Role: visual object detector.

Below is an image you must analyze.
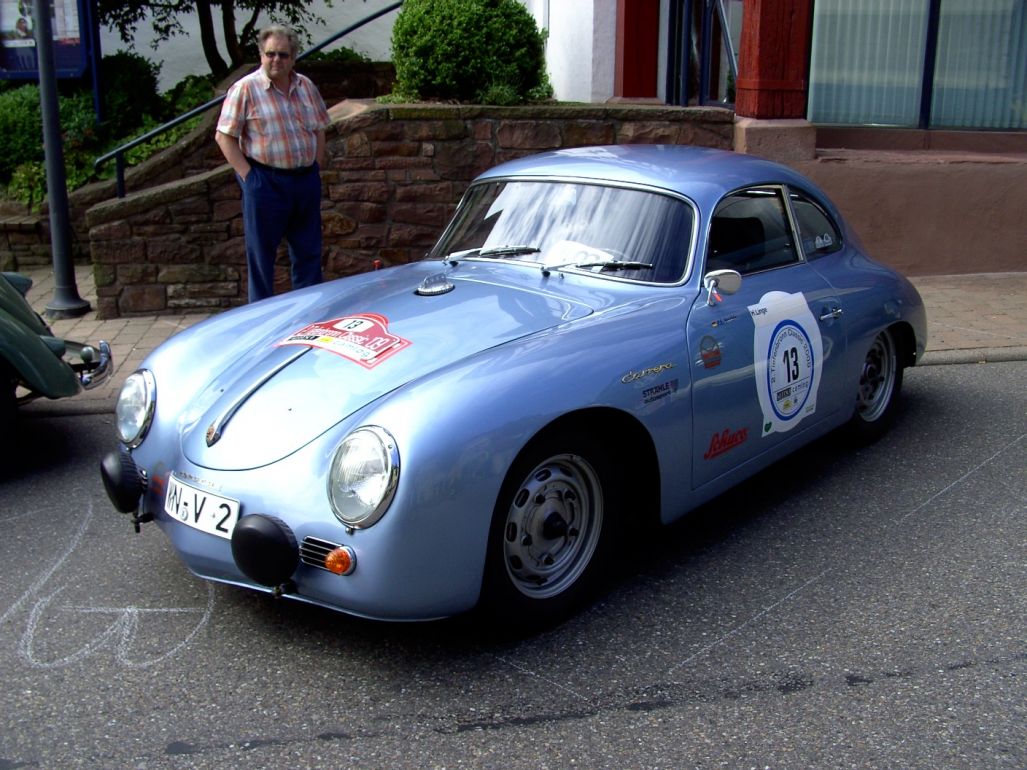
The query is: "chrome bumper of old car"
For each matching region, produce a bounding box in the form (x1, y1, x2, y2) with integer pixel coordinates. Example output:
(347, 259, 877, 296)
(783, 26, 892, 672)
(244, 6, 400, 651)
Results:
(69, 340, 113, 390)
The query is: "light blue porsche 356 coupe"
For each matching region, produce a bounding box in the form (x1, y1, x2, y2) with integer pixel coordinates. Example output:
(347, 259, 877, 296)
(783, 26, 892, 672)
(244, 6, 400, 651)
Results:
(101, 145, 927, 626)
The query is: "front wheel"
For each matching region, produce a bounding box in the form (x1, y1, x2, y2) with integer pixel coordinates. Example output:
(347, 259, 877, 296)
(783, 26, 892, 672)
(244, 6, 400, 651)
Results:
(481, 429, 621, 628)
(846, 327, 903, 443)
(0, 363, 17, 460)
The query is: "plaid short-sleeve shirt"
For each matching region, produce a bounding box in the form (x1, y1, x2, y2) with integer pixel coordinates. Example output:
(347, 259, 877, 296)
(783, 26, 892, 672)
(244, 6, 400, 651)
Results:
(216, 68, 330, 169)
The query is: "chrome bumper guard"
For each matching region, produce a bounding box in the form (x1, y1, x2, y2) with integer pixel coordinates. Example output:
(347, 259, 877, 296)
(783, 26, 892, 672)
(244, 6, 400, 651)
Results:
(75, 340, 113, 390)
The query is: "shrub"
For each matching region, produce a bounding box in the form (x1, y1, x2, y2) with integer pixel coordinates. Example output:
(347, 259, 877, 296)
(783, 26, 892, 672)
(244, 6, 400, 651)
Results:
(163, 73, 216, 115)
(0, 51, 188, 208)
(304, 46, 371, 64)
(390, 0, 551, 104)
(99, 50, 164, 136)
(0, 85, 44, 179)
(7, 162, 45, 212)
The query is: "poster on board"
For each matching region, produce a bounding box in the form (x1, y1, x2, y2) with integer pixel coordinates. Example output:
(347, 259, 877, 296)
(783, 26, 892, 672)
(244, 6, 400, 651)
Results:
(0, 0, 87, 78)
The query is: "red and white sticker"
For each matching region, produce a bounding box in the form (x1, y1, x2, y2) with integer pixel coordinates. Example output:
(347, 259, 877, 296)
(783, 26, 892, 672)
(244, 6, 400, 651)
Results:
(278, 314, 411, 369)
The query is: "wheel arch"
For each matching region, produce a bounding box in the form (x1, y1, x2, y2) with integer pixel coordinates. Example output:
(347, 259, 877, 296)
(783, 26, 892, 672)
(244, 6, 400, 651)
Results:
(511, 406, 662, 531)
(888, 320, 919, 369)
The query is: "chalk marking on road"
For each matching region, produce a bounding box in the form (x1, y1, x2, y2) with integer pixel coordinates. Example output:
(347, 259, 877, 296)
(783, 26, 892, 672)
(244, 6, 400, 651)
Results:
(665, 435, 1025, 676)
(490, 654, 591, 703)
(1, 498, 215, 669)
(0, 508, 42, 524)
(667, 569, 832, 675)
(19, 582, 215, 669)
(0, 500, 94, 628)
(896, 433, 1025, 524)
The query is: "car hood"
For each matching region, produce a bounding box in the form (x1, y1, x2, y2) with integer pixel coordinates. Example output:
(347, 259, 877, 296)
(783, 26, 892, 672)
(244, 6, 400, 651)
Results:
(181, 266, 593, 470)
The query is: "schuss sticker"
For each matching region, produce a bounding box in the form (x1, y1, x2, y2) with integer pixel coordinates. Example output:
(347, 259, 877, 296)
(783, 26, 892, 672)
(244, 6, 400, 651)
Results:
(703, 426, 748, 460)
(748, 291, 823, 436)
(278, 313, 411, 369)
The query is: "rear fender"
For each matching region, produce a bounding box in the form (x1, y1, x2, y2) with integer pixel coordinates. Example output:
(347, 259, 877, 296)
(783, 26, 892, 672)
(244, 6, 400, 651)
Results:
(0, 308, 79, 398)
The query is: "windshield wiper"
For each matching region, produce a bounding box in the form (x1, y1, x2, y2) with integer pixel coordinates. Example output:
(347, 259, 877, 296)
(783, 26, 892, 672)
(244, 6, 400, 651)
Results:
(541, 260, 654, 276)
(477, 245, 541, 258)
(445, 245, 541, 264)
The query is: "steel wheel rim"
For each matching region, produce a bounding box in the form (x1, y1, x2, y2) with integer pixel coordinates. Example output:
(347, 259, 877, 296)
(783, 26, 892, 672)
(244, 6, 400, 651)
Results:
(856, 331, 896, 423)
(502, 453, 603, 600)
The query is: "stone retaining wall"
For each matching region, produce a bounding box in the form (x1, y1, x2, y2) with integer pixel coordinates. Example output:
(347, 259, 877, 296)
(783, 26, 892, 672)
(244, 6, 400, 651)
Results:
(86, 102, 734, 318)
(0, 60, 395, 274)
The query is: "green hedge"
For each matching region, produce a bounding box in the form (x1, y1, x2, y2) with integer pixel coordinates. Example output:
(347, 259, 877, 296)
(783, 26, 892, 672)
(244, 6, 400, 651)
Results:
(390, 0, 551, 105)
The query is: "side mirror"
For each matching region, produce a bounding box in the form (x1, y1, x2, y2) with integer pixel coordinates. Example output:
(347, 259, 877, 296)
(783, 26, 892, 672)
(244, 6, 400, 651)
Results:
(702, 269, 742, 306)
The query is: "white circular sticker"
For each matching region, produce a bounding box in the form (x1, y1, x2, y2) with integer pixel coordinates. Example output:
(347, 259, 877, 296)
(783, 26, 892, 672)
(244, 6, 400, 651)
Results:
(766, 321, 815, 421)
(749, 291, 823, 436)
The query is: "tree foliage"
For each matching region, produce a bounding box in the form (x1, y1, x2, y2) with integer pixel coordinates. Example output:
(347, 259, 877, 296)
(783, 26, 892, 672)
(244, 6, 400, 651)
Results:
(96, 0, 340, 82)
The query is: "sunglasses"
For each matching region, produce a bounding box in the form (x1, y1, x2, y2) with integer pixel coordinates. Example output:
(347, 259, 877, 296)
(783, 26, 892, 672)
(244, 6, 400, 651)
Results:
(262, 50, 291, 60)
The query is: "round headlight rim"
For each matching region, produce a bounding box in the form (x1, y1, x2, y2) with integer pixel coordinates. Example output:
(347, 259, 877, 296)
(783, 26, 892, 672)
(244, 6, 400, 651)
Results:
(117, 369, 156, 448)
(328, 425, 400, 530)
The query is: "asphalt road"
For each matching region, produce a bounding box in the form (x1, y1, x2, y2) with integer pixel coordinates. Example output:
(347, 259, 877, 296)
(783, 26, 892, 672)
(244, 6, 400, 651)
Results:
(1, 361, 1024, 770)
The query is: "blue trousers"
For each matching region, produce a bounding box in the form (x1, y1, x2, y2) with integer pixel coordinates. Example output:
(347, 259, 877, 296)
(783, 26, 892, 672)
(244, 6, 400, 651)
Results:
(239, 162, 323, 302)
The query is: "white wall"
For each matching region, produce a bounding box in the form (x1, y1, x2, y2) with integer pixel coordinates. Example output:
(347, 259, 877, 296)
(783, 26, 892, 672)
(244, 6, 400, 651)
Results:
(520, 0, 618, 103)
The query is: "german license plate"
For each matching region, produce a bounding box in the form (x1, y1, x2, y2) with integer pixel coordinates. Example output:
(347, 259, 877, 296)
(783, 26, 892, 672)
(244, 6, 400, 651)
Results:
(164, 474, 240, 539)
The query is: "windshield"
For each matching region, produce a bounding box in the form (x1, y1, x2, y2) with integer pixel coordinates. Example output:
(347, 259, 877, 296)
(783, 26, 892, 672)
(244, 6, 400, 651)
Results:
(429, 180, 695, 284)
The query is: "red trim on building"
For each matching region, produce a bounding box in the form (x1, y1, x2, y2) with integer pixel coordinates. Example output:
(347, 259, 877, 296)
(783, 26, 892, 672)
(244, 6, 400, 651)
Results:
(616, 0, 659, 98)
(736, 0, 813, 119)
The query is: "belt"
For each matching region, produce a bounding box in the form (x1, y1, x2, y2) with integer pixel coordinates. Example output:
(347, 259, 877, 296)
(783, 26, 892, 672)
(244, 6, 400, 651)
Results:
(246, 157, 315, 176)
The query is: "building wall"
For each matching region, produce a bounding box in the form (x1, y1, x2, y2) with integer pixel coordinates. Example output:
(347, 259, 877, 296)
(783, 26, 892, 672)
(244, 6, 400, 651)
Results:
(520, 0, 618, 103)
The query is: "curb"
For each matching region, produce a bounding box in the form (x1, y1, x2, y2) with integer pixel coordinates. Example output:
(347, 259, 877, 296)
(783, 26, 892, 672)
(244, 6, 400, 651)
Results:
(918, 347, 1027, 366)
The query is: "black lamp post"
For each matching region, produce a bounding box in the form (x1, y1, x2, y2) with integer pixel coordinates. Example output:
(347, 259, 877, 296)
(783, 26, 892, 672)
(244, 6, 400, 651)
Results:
(33, 0, 90, 319)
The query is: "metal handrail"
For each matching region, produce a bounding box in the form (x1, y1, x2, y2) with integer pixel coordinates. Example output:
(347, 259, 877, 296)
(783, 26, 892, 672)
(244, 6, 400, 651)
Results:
(94, 1, 403, 198)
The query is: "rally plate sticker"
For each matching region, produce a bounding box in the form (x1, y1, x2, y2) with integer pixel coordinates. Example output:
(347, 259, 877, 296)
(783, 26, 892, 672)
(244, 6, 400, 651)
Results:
(278, 314, 411, 369)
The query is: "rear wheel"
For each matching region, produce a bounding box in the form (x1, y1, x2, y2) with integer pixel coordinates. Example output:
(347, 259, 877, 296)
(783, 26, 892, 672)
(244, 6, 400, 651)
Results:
(846, 327, 903, 443)
(481, 429, 621, 628)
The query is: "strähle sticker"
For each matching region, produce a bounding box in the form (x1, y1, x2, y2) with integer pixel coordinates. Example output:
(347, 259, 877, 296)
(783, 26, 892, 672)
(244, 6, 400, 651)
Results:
(278, 314, 411, 369)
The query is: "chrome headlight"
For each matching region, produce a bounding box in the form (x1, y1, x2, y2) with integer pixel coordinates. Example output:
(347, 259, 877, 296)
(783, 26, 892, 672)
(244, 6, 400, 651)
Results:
(328, 426, 399, 529)
(116, 370, 156, 447)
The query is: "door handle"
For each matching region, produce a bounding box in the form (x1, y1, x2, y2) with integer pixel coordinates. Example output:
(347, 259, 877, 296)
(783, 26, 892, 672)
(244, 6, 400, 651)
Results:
(819, 306, 843, 321)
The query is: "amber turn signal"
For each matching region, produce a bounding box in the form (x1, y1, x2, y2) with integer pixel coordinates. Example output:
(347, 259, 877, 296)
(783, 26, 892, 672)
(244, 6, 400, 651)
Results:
(325, 545, 356, 576)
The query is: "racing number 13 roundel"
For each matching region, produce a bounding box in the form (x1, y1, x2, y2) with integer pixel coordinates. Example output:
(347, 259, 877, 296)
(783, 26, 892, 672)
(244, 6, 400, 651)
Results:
(749, 291, 823, 436)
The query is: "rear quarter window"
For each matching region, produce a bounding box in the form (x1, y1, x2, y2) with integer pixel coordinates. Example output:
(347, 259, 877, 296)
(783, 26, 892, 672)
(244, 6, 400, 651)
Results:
(790, 193, 843, 259)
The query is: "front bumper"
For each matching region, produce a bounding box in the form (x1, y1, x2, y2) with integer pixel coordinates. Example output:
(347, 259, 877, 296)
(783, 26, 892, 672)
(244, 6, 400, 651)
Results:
(99, 440, 491, 621)
(69, 339, 113, 390)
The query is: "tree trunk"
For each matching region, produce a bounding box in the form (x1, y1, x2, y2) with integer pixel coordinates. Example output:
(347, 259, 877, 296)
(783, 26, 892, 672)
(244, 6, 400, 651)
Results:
(221, 2, 244, 70)
(195, 0, 229, 80)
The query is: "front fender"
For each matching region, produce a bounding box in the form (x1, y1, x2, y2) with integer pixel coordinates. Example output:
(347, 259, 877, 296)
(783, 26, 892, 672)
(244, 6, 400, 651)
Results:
(345, 294, 696, 594)
(0, 308, 78, 398)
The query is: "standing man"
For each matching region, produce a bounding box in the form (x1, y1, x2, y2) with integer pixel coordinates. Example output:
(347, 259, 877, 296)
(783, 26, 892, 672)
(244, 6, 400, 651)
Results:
(215, 25, 331, 302)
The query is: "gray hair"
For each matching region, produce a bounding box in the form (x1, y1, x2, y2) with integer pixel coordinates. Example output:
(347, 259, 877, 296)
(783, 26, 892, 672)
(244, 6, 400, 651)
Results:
(259, 24, 300, 56)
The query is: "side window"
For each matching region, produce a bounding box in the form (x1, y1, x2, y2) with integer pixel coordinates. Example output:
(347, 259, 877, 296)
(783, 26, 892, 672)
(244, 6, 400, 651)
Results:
(707, 187, 800, 275)
(790, 192, 843, 259)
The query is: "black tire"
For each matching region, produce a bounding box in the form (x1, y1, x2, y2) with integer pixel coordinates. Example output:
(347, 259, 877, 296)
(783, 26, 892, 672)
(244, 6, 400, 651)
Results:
(0, 362, 17, 459)
(480, 428, 622, 630)
(845, 327, 904, 444)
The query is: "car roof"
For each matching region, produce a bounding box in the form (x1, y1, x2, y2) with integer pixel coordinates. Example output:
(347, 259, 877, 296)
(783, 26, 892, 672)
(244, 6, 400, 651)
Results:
(475, 145, 828, 214)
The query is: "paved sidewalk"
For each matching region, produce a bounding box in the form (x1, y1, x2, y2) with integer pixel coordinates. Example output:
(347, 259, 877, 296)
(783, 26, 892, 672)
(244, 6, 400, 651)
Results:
(16, 265, 1027, 416)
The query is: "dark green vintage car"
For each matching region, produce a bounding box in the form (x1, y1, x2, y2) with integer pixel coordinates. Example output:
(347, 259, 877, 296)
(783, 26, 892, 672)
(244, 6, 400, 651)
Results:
(0, 271, 112, 434)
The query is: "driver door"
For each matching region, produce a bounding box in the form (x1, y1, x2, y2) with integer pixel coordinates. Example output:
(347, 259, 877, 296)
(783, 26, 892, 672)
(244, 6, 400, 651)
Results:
(687, 186, 849, 491)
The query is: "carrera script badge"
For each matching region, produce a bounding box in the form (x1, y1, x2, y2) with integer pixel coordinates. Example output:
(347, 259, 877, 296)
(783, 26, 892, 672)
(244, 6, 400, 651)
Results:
(278, 314, 411, 369)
